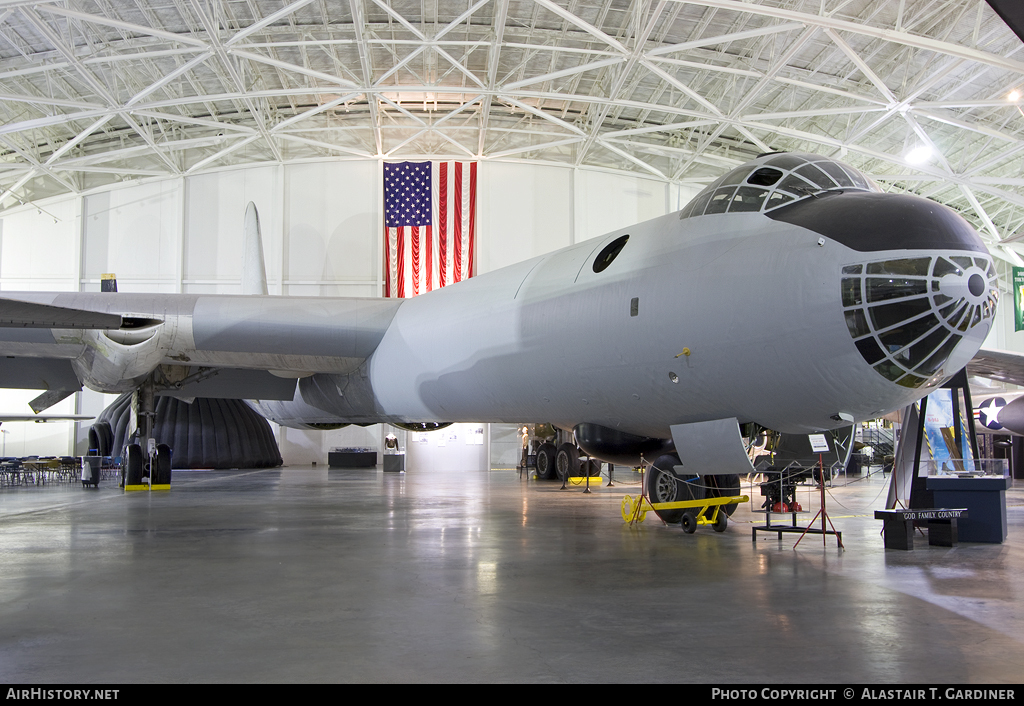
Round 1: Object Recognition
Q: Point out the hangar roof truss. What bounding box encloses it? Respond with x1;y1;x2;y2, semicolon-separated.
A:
2;0;1024;258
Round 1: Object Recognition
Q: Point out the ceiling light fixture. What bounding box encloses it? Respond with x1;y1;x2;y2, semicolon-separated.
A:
905;145;932;165
1009;89;1021;102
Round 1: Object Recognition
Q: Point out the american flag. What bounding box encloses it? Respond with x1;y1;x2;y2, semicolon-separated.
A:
384;161;477;298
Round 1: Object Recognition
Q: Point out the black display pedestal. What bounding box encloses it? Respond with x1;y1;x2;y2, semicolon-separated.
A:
328;451;377;468
925;476;1011;543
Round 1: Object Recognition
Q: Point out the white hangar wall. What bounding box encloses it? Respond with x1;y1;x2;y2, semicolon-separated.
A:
0;159;692;462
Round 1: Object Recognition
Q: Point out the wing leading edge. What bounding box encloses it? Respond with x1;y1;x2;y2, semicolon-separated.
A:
0;293;404;407
967;348;1024;387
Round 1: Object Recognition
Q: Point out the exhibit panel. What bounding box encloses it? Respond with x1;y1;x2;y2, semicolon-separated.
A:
406;423;489;472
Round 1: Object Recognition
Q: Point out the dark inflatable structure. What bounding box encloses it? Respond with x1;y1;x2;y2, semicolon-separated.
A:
89;394;282;469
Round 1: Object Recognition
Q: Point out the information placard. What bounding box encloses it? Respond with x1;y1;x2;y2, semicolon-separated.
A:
808;434;829;453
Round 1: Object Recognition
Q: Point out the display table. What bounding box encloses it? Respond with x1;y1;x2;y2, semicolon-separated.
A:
328;451;377;468
925;476;1011;543
383;453;405;473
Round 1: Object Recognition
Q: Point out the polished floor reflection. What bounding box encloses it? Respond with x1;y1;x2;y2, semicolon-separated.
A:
0;466;1021;683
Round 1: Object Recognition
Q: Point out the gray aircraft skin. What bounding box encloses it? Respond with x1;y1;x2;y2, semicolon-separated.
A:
0;153;1000;469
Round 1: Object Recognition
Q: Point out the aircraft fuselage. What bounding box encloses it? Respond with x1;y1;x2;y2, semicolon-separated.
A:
0;153;998;449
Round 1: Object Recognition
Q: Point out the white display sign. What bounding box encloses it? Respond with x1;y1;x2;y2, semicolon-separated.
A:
808;434;829;453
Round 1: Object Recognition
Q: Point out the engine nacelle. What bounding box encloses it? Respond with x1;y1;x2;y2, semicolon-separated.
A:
65;319;171;393
573;423;674;467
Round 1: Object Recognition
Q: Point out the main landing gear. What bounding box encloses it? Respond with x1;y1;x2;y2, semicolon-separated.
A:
534;441;602;481
637;453;743;531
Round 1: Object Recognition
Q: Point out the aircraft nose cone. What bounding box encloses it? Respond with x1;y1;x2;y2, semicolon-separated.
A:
768;191;988;254
969;273;985;297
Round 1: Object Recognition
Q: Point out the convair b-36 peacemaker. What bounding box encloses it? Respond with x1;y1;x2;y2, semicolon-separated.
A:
0;152;1002;507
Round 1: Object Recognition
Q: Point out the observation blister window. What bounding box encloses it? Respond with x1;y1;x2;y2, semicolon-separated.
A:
593;234;629;273
747;168;783;186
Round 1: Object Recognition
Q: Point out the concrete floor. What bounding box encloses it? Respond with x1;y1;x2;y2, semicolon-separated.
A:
1;465;1022;684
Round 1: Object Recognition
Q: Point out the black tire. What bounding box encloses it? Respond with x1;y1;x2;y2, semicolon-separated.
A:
712;508;728;532
681;512;698;534
153;444;172;485
705;473;741;516
587;459;602;477
125;444;144;486
646;454;703;523
535;443;556;480
555;443;579;481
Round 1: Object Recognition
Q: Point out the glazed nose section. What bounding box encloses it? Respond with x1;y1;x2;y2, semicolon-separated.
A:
841;253;998;389
773;189;996;389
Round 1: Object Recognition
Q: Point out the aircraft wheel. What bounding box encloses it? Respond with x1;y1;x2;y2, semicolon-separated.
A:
705;473;741;516
587;459;602;477
125;444;144;486
681;511;698;534
535;443;556;480
153;444;172;485
554;443;579;481
646;454;703;524
712;508;728;532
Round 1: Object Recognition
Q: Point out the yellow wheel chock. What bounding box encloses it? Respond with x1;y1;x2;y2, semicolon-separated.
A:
621;494;749;532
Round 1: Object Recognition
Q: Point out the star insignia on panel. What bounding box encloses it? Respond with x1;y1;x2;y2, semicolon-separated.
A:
976;397;1006;430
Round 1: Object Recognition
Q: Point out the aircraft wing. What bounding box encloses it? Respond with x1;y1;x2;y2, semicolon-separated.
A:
0;293;405;406
0;298;123;329
968;348;1024;387
0;414;94;423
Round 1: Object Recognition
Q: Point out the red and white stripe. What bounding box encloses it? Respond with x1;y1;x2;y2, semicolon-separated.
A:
385;161;477;298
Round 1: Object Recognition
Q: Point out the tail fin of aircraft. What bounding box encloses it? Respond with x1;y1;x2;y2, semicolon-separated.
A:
242;202;269;296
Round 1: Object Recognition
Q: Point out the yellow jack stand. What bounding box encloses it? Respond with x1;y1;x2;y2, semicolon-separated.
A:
622;494;748;533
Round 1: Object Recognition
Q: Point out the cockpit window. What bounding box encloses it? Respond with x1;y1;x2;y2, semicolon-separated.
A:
679;152;878;220
705;187;735;214
778;173;818;196
720;168;749;186
731;187;769;212
766;154;809;170
816;161;855;187
795;164;836;190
